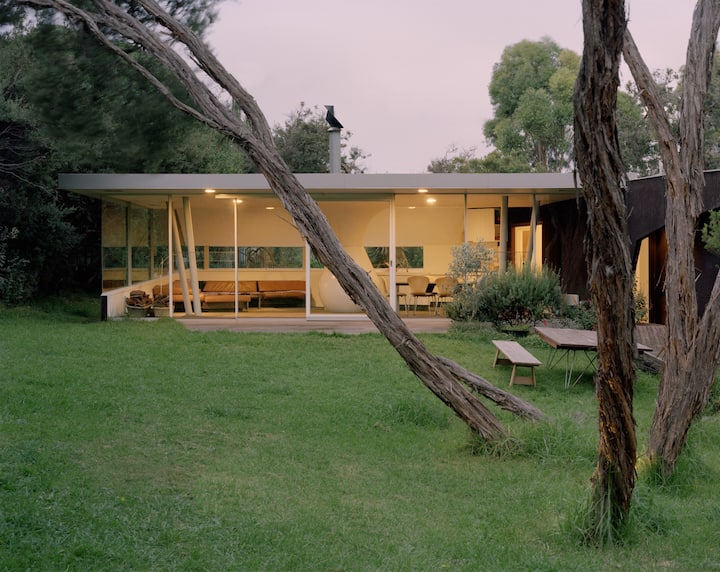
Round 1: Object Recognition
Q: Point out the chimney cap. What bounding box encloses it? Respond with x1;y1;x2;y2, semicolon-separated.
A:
324;105;343;129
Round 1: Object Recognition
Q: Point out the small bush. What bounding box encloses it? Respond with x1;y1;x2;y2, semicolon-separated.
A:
561;300;598;330
448;266;563;327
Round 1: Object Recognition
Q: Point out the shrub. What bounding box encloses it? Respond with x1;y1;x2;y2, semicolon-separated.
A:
561;300;598;330
446;241;495;285
448;266;563;327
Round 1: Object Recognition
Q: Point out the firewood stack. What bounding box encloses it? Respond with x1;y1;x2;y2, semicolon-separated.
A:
125;290;152;316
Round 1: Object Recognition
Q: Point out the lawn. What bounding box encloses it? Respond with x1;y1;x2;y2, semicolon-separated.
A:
1;297;719;571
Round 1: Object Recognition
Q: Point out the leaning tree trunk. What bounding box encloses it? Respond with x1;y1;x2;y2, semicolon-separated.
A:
624;1;720;478
574;0;638;536
17;0;545;437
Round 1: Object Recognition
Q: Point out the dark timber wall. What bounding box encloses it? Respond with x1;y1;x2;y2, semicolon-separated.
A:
541;171;720;323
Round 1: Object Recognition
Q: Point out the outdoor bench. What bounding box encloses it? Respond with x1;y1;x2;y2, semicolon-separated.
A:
492;339;542;386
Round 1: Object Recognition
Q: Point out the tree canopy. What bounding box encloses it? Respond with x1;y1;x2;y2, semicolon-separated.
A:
429;36;720;176
484;37;579;172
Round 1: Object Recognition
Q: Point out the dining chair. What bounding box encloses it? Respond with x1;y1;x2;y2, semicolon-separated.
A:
395;282;409;313
434;276;457;315
406;275;435;315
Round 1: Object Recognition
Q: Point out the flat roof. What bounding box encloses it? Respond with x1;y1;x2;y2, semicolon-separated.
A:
59;172;581;209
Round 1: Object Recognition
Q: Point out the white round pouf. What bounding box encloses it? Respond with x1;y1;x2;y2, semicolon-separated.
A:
318;270;363;313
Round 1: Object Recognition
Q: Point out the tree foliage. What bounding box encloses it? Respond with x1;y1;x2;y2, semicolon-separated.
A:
426;145;528;173
701;209;720;255
484;37;579;172
429;37;659;175
274;103;367;174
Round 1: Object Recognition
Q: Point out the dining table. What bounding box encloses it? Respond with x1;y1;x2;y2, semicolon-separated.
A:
534;326;651;388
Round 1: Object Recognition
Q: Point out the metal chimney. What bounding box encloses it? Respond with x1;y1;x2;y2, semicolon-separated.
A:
324;105;343;173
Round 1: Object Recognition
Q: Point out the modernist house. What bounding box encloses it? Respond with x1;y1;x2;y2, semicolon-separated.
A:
58;170;720;323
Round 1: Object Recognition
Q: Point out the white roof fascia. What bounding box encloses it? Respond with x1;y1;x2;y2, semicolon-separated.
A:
58;172;580;196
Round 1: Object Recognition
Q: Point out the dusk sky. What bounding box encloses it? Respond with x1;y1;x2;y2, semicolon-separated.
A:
207;1;697;173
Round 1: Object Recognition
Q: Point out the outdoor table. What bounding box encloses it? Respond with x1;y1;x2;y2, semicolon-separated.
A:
534;326;651;388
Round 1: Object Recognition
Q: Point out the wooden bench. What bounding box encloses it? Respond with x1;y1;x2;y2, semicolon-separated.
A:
492;340;542;386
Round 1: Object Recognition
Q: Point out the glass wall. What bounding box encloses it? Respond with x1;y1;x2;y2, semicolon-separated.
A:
101;201;169;290
393;194;466;279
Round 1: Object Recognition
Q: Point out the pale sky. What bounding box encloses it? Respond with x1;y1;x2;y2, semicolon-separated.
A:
207;1;697;173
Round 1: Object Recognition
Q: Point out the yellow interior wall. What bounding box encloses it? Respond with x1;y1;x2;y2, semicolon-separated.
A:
635;238;650;321
189;205;304;246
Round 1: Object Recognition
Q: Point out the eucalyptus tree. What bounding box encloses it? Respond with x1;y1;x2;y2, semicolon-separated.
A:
7;0;543;437
484;38;579;172
624;0;720;478
574;0;638;542
429;38;657;175
16;24;246;174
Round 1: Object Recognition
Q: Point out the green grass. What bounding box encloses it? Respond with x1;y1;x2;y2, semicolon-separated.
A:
1;297;719;570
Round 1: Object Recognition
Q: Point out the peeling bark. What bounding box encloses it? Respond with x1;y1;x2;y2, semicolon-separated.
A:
574;0;637;524
15;0;545;437
624;0;720;477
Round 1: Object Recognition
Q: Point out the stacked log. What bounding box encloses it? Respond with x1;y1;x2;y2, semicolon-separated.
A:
125;290;152;317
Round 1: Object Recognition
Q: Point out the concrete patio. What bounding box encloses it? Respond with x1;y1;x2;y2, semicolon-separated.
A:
178;315;452;335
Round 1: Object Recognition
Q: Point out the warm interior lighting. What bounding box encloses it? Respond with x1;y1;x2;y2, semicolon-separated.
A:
426;197;437;204
417;188;429;193
265;206;275;210
408;206;416;210
204;188;216;194
233;199;243;204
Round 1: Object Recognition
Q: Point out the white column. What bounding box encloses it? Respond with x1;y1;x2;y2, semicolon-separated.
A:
182;197;202;316
463;193;468;242
234;200;239;319
305;241;311;318
172;209;191;311
389;196;397;311
167;196;173;316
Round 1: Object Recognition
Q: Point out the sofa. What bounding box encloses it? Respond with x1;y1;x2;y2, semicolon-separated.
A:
201;280;253;310
256;280;306;308
154;279;306;311
153;280;203;310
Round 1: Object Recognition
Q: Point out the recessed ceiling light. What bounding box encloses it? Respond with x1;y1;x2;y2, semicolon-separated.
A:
265;206;275;210
204;188;216;194
234;199;243;204
426;197;437;204
418;188;429;194
408;206;416;210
